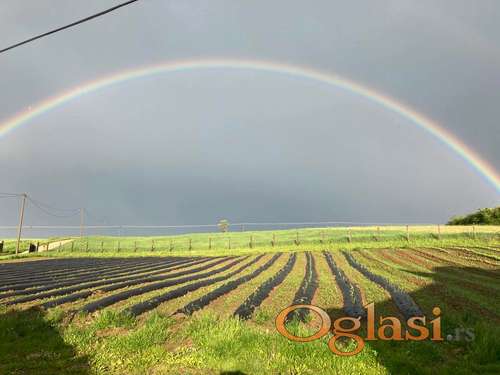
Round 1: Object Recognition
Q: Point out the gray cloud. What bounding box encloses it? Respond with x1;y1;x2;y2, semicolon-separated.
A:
0;0;498;232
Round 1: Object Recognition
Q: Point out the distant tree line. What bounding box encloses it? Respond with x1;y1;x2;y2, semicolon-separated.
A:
448;207;500;225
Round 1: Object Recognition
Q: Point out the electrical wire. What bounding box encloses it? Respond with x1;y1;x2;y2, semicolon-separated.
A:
0;192;23;197
28;197;80;213
27;197;80;218
0;0;140;54
83;208;109;225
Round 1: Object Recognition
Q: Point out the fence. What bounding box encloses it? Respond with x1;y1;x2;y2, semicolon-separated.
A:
1;224;498;255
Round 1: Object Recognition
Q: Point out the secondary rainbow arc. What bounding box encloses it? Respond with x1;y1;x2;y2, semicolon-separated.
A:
0;58;499;194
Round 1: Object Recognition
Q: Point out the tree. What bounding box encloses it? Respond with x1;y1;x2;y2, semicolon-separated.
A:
447;207;500;225
218;219;230;232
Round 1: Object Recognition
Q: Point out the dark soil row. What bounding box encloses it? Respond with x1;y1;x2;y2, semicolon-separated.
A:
97;257;238;293
0;257;172;285
0;257;199;293
287;251;318;322
0;257;190;281
323;251;365;318
342;251;422;320
42;258;262;311
233;253;296;320
80;256;251;313
125;255;269;316
176;253;282;316
4;257;231;305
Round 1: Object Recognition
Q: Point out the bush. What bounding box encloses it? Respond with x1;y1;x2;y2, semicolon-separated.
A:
447;207;500;225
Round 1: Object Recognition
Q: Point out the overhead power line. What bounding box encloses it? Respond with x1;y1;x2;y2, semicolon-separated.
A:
83;207;109;225
0;192;23;197
28;197;80;213
27;196;81;218
0;0;140;54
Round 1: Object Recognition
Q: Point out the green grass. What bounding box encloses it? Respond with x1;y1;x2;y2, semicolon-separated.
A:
2;305;498;374
1;224;499;260
1;244;499;374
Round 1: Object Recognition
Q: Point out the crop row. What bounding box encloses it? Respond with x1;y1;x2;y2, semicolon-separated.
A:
0;257;201;294
287;251;318;322
342;251;423;319
234;252;297;320
1;248;493;323
323;251;365;318
1;257;218;303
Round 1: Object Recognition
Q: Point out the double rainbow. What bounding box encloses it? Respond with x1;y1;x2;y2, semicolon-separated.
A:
1;58;498;194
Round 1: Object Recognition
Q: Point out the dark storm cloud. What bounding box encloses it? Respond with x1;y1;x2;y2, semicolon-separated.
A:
0;0;498;230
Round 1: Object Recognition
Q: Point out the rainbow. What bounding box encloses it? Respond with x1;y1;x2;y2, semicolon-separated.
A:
1;58;499;194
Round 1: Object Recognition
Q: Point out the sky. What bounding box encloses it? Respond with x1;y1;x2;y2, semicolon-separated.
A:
0;0;499;236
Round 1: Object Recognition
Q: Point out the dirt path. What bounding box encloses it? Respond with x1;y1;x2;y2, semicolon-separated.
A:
34;239;74;253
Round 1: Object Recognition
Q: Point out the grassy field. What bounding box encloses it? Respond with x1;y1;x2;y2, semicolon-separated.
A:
0;229;499;374
1;225;499;259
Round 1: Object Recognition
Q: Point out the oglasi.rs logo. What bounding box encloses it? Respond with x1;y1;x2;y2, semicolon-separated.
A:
275;303;443;356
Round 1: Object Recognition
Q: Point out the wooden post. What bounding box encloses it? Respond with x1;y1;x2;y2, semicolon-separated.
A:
151;240;155;251
134;241;137;252
58;242;62;252
320;231;325;244
228;238;231;250
86;240;89;252
295;231;300;246
101;241;104;252
208;237;212;250
71;242;74;252
15;193;27;255
348;228;352;243
472;225;476;239
37;241;40;252
117;241;120;252
406;225;410;242
80;208;84;238
249;235;253;248
271;233;276;247
377;226;380;239
437;224;441;240
189;238;192;251
169;240;173;251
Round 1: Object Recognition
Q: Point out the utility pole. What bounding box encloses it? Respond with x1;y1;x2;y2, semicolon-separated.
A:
80;208;84;238
15;193;27;255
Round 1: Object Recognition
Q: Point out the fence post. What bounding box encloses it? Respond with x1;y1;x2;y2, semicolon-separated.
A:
249;235;253;248
101;241;104;252
377;226;381;240
86;240;89;252
117;241;120;252
151;240;155;252
320;231;325;244
208;237;212;250
271;233;276;247
406;225;410;242
169;240;173;251
472;225;476;239
228;238;231;250
295;231;300;246
70;242;74;252
134;241;137;252
437;224;441;240
58;242;62;252
348;228;352;243
189;238;192;251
